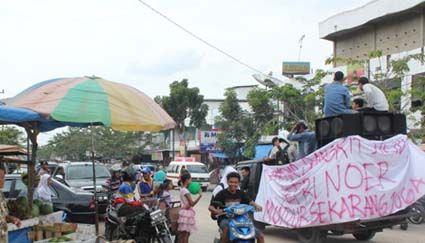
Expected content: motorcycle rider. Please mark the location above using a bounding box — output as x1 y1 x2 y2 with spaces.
209 172 265 243
117 169 145 217
138 167 154 198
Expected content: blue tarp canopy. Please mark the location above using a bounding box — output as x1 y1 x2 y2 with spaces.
253 144 273 160
210 151 228 159
0 105 91 132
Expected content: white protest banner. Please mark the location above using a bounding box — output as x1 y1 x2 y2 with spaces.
254 135 425 228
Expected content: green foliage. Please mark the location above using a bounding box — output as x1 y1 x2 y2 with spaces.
0 125 24 145
39 127 149 161
155 79 208 132
247 88 274 127
215 89 255 161
155 79 208 155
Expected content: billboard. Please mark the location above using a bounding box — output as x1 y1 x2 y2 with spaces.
282 61 310 75
199 130 221 153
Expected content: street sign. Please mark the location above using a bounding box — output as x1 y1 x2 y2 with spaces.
282 61 310 75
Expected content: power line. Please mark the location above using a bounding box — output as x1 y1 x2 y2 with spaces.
135 0 269 77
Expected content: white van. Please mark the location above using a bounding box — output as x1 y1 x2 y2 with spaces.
166 157 210 192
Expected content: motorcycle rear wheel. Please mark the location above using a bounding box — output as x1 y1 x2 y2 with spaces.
110 226 125 241
104 222 116 241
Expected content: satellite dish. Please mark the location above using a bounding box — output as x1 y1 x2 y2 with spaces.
252 73 303 89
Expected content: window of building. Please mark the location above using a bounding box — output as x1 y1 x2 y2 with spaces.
412 73 425 108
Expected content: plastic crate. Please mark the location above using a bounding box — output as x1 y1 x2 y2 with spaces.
8 226 32 243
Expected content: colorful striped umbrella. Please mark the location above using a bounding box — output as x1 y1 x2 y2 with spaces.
7 76 175 132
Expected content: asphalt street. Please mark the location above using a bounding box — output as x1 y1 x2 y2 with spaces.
176 190 425 243
99 189 425 243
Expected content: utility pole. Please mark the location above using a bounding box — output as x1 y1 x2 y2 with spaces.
298 34 305 61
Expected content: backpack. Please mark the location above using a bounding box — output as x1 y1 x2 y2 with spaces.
276 147 290 165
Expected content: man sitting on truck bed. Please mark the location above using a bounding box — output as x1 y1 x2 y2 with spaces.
324 71 352 117
209 172 264 243
358 77 389 112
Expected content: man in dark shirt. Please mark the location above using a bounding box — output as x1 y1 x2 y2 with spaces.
240 166 254 199
209 172 264 243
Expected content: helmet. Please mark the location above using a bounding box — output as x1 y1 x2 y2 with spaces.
142 167 151 174
110 164 121 172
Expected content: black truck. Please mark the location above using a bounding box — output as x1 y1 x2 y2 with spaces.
236 111 413 243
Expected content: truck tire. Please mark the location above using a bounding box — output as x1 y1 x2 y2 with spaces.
400 222 408 231
352 231 376 241
297 228 326 243
408 204 425 224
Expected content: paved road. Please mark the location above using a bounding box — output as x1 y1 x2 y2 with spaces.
174 190 425 243
99 190 424 242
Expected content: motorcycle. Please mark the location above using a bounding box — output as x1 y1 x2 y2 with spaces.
105 197 173 243
213 204 257 243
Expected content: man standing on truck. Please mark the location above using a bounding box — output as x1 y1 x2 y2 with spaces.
240 166 255 199
263 137 281 165
287 121 316 160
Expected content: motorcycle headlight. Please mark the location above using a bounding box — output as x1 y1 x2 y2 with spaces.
119 217 127 223
150 210 164 222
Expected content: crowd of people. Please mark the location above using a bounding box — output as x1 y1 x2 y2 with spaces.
99 159 262 243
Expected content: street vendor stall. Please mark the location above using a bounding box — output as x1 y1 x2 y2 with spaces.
0 76 176 241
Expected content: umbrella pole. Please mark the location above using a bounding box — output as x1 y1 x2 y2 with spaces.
91 126 99 235
25 126 38 214
172 129 175 161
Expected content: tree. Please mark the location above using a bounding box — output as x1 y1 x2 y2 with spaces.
155 79 208 155
0 125 24 146
39 127 150 161
215 89 255 162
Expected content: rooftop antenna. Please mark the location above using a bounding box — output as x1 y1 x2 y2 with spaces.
298 34 305 61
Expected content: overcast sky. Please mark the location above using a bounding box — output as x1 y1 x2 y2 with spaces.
1 0 370 144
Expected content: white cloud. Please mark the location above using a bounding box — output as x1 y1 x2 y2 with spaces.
0 0 371 144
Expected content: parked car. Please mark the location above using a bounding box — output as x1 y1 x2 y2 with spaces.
3 175 108 223
52 162 111 192
166 158 210 191
49 178 108 223
133 163 156 173
3 174 27 198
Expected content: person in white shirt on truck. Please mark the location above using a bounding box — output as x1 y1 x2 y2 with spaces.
358 77 389 112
